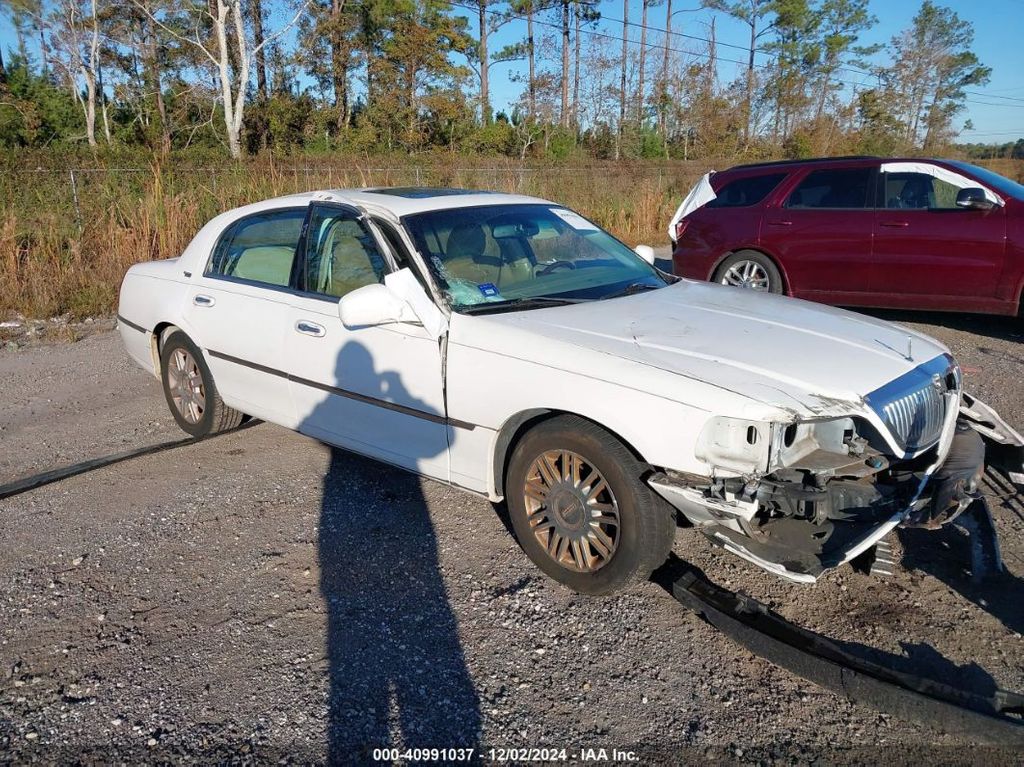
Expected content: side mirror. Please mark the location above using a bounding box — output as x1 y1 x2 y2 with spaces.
634 244 656 265
338 283 420 330
955 187 996 210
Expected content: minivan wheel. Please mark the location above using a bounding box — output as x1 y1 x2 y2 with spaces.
505 415 676 595
713 251 783 294
160 330 243 437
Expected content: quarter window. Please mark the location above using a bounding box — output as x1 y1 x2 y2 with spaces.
206 208 306 288
303 205 389 299
706 173 787 208
785 168 873 209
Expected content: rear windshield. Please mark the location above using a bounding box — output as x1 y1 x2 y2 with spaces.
707 173 787 208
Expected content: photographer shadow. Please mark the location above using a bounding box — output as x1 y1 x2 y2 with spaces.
305 341 481 763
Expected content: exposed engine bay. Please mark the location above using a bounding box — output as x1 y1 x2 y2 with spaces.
649 392 1024 583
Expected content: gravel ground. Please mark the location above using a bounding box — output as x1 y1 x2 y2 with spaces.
0 305 1022 764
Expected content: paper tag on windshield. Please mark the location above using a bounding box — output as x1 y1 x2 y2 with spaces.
550 208 599 231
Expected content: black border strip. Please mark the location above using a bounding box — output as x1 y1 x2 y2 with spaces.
207 349 476 431
652 553 1024 745
116 315 148 334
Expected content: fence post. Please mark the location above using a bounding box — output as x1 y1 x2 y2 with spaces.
69 170 83 235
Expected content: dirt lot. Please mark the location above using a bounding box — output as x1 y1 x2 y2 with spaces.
0 308 1022 764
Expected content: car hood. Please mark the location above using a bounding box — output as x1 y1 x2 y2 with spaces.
477 280 950 419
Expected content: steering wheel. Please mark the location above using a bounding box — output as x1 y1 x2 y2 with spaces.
537 260 577 276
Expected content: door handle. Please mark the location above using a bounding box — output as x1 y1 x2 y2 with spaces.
766 220 792 226
193 294 215 307
879 220 910 228
295 320 326 337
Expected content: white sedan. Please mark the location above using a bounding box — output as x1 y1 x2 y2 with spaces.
117 188 1019 594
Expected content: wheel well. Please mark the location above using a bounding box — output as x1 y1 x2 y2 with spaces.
149 322 179 371
711 249 790 294
491 409 647 498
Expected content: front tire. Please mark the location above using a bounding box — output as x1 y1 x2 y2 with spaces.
505 416 675 595
713 250 783 294
160 330 243 438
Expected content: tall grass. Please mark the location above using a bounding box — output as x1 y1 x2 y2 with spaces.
1 157 1021 320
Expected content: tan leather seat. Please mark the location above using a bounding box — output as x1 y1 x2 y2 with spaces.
443 223 535 291
230 245 295 286
324 234 384 298
443 223 500 285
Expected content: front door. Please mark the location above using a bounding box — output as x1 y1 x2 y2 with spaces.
871 166 1007 309
182 206 307 427
285 202 449 480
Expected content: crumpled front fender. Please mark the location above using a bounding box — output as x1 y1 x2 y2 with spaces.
960 392 1024 491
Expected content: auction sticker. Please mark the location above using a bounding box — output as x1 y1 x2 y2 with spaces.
550 208 599 231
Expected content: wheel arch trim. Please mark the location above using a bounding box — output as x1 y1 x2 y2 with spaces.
489 408 650 499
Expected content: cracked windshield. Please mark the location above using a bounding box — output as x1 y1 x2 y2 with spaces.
404 204 668 311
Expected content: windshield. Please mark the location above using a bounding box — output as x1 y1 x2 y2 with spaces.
946 161 1024 201
403 204 668 312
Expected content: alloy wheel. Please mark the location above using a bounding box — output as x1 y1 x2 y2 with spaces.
167 348 206 424
720 260 771 291
522 450 621 573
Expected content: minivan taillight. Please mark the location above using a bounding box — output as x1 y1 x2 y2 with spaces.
673 219 690 242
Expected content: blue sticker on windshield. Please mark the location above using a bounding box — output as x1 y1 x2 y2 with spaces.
478 283 500 297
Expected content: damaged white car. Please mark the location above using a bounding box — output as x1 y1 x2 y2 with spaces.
117 188 1024 594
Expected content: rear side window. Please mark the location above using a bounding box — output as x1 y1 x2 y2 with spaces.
706 173 787 208
785 168 873 209
207 208 306 287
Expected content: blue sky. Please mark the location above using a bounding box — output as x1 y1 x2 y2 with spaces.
462 0 1024 141
2 0 1020 142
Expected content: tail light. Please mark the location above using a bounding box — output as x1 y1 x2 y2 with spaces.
673 219 690 242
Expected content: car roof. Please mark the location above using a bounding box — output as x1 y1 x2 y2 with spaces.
235 188 555 218
720 156 971 177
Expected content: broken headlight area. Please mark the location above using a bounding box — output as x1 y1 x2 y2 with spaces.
653 413 988 581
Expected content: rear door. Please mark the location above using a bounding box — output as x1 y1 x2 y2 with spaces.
762 166 876 301
871 164 1006 309
182 207 307 427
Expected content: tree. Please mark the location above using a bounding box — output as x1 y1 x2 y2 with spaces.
812 0 875 122
702 0 774 143
883 0 990 149
615 0 627 158
493 0 553 121
48 0 105 147
133 0 310 158
636 0 663 123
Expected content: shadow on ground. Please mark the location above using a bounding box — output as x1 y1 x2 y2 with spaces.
309 340 481 762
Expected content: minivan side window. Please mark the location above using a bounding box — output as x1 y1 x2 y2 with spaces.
206 208 306 288
706 173 787 208
785 168 873 209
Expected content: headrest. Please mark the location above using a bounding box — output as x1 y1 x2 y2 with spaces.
446 223 486 259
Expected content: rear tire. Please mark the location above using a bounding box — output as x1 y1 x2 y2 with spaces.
160 330 243 438
713 250 783 294
505 415 675 595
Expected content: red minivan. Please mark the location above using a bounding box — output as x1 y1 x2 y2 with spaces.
670 156 1024 316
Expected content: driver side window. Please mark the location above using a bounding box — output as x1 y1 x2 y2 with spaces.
302 205 389 299
883 172 960 210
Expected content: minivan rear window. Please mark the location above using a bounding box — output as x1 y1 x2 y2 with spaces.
706 173 786 208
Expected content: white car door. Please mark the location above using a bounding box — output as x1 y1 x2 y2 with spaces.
285 202 449 480
182 206 307 428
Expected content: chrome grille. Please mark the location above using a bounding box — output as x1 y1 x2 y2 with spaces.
879 382 946 451
865 354 958 453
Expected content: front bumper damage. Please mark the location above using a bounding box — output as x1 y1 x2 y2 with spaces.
650 393 1024 583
